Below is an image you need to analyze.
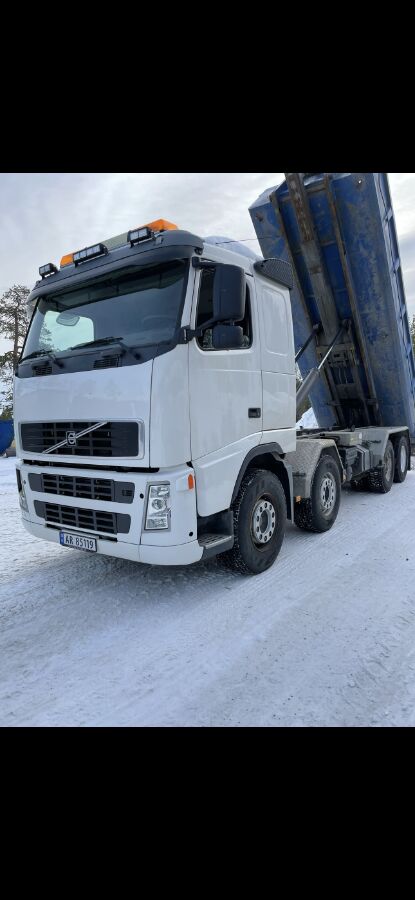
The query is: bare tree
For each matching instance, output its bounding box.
[0,285,30,418]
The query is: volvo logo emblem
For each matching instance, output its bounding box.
[42,421,108,455]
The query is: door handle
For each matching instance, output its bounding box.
[249,408,261,418]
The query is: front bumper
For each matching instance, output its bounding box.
[21,519,203,565]
[17,460,203,566]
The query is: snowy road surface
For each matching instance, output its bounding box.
[1,456,415,727]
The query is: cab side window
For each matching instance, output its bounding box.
[196,270,252,350]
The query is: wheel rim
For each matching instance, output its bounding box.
[385,449,393,482]
[320,474,336,516]
[251,497,276,546]
[400,443,407,472]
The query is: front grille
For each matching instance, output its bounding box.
[42,473,112,500]
[28,472,134,503]
[21,421,139,457]
[34,500,131,535]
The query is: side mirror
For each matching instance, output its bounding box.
[213,264,245,322]
[212,324,244,350]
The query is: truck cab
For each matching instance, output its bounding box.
[15,222,298,573]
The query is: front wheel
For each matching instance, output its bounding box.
[219,468,287,575]
[294,454,341,533]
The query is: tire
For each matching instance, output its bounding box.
[368,439,395,493]
[219,468,286,575]
[350,477,370,492]
[294,454,341,533]
[393,435,409,483]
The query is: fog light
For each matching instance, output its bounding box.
[39,262,58,278]
[128,226,153,246]
[146,516,169,530]
[73,243,108,265]
[145,483,170,530]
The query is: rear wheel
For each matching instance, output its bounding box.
[294,454,341,533]
[368,440,394,493]
[393,435,409,483]
[219,468,286,575]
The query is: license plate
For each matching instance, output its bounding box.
[59,531,97,552]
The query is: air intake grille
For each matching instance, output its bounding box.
[21,421,139,456]
[34,500,130,535]
[93,356,120,370]
[28,472,134,503]
[42,474,113,500]
[253,257,294,290]
[32,363,52,377]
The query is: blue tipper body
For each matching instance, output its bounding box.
[249,173,415,443]
[0,420,14,454]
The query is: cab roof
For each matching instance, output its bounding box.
[28,229,260,305]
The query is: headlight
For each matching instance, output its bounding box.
[20,489,28,512]
[145,483,170,530]
[16,469,28,511]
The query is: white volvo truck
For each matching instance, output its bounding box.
[14,206,412,575]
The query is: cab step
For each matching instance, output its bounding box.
[198,533,234,559]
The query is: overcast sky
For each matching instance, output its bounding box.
[1,172,415,356]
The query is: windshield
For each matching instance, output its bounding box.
[23,259,188,359]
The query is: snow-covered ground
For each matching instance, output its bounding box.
[1,455,415,727]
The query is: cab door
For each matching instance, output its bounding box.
[189,268,263,461]
[256,276,296,433]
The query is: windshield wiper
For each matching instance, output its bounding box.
[68,336,128,351]
[20,349,64,368]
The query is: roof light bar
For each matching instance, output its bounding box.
[39,263,58,278]
[128,226,153,246]
[60,253,74,268]
[128,219,179,247]
[73,243,108,265]
[147,219,178,232]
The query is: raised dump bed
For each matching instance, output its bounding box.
[250,173,415,446]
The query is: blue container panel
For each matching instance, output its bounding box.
[0,420,14,454]
[330,173,415,438]
[249,188,335,426]
[276,180,373,406]
[250,174,415,440]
